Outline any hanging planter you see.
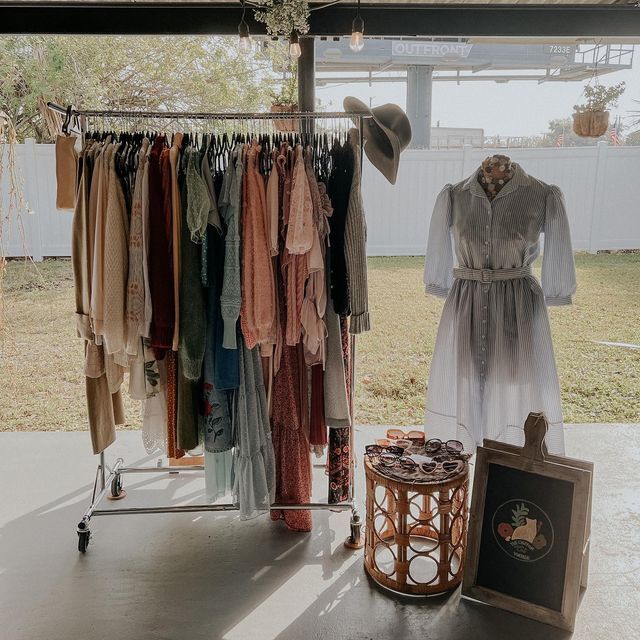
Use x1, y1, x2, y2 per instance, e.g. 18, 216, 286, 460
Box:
572, 82, 625, 138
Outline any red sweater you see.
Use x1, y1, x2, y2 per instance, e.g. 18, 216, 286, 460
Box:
148, 137, 175, 359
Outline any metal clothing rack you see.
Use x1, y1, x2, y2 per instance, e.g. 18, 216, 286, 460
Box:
47, 102, 367, 553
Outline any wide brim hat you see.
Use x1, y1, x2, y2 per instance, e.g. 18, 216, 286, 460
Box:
344, 96, 412, 185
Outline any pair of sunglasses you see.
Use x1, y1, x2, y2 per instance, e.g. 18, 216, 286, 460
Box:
418, 459, 464, 476
424, 438, 464, 456
365, 444, 404, 458
387, 429, 425, 444
365, 445, 417, 469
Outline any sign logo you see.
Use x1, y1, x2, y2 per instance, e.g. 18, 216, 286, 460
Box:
391, 41, 473, 59
492, 500, 554, 563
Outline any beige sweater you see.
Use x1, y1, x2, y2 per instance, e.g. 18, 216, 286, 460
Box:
102, 149, 130, 365
90, 141, 111, 341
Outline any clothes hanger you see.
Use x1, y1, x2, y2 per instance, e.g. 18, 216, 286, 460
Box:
61, 106, 72, 135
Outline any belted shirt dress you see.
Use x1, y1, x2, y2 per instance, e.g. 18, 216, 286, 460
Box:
423, 164, 576, 454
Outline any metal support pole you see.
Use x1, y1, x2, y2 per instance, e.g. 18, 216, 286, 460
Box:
407, 65, 434, 149
99, 451, 106, 491
298, 35, 315, 141
297, 36, 316, 113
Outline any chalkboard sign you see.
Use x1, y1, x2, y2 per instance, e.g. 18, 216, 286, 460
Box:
462, 413, 592, 631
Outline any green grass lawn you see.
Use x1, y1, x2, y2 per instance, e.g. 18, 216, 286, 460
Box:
1, 254, 639, 432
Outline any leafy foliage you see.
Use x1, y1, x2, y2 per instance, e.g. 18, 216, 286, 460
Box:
574, 82, 626, 114
0, 36, 273, 142
253, 0, 310, 36
511, 503, 529, 528
268, 64, 298, 106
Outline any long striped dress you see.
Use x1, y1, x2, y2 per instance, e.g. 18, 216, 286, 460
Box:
423, 163, 576, 454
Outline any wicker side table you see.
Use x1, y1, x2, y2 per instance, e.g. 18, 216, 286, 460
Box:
364, 457, 469, 596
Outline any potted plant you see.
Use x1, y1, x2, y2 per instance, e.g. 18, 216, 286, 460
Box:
572, 82, 625, 138
269, 69, 298, 132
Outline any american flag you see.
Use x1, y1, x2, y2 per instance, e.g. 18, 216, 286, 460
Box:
609, 118, 621, 146
555, 132, 565, 147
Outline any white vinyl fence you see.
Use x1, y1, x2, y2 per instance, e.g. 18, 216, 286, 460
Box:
3, 139, 640, 260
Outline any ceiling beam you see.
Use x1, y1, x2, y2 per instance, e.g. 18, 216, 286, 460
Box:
0, 3, 639, 37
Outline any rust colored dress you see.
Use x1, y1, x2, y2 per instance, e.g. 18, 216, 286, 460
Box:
270, 146, 312, 532
240, 142, 277, 350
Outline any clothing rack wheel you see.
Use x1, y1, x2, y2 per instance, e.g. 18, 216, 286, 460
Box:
344, 510, 364, 549
106, 473, 126, 501
77, 529, 90, 554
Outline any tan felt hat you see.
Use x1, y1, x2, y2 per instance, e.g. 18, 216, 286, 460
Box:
344, 96, 412, 185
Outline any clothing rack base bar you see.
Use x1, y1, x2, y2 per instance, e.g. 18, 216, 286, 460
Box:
93, 503, 354, 517
77, 455, 359, 553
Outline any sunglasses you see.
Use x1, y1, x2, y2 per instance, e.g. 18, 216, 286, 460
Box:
418, 459, 464, 476
424, 438, 464, 456
365, 444, 405, 460
386, 429, 425, 444
367, 448, 464, 478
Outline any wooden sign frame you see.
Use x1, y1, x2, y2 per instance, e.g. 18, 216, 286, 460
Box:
462, 413, 593, 631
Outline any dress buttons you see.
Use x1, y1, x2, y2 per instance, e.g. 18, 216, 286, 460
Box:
484, 240, 489, 245
483, 305, 487, 310
482, 334, 486, 339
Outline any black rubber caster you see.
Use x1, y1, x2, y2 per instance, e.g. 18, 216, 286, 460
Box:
78, 530, 90, 553
110, 474, 124, 498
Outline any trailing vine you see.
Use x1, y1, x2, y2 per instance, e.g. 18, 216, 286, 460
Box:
253, 0, 310, 36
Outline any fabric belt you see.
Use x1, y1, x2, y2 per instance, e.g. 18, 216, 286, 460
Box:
453, 266, 531, 283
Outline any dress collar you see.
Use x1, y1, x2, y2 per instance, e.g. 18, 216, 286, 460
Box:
462, 162, 530, 200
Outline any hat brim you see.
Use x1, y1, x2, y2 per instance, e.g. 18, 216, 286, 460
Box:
343, 96, 371, 116
344, 96, 403, 185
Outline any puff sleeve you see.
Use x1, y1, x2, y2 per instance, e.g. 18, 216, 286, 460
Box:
542, 185, 576, 306
424, 184, 454, 298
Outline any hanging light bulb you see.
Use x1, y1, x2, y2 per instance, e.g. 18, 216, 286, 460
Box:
289, 29, 302, 59
238, 0, 251, 55
350, 0, 365, 52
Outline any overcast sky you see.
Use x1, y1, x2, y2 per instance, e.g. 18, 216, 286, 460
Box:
318, 51, 639, 137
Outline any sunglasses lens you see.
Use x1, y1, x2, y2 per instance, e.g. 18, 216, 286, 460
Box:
425, 439, 441, 453
446, 440, 463, 453
407, 431, 424, 440
421, 462, 436, 473
443, 461, 458, 472
380, 453, 396, 466
399, 457, 417, 469
387, 446, 403, 455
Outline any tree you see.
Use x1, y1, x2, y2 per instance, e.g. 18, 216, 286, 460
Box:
626, 129, 640, 146
536, 117, 625, 148
0, 36, 277, 142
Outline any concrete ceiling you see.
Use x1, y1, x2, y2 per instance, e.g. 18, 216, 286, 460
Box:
1, 1, 639, 36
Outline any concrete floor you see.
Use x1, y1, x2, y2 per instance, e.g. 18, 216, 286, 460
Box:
1, 424, 639, 640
